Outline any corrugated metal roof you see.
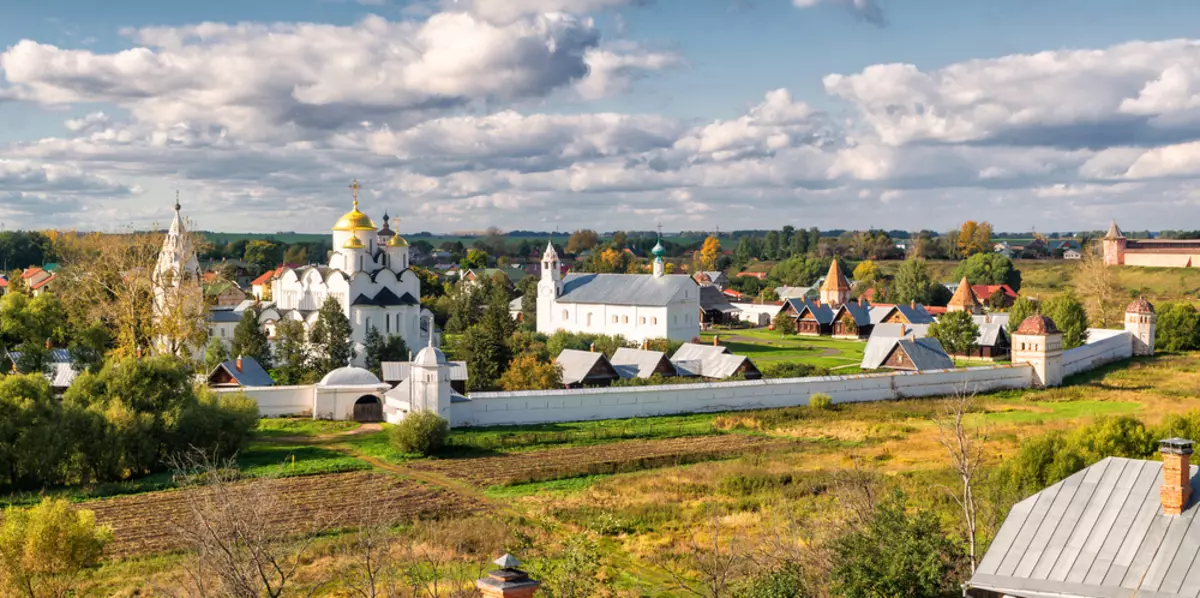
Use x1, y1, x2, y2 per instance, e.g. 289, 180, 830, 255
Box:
861, 324, 934, 370
210, 357, 275, 387
895, 337, 954, 371
786, 298, 834, 324
7, 349, 72, 364
700, 285, 739, 313
669, 343, 756, 379
671, 342, 730, 363
971, 457, 1200, 598
380, 361, 468, 382
610, 347, 671, 379
554, 349, 614, 386
556, 273, 697, 306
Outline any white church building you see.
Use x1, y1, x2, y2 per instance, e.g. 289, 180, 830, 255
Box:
536, 239, 700, 343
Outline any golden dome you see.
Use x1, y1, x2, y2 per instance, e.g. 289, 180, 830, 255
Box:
333, 179, 377, 231
388, 235, 408, 248
343, 236, 365, 249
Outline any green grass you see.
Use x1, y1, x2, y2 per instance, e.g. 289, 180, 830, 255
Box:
446, 412, 722, 452
703, 329, 865, 368
980, 400, 1141, 425
339, 425, 414, 464
255, 418, 361, 439
236, 442, 371, 477
484, 474, 611, 499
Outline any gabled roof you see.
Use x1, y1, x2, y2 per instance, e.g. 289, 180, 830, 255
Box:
381, 361, 469, 383
832, 300, 873, 327
351, 288, 419, 307
784, 298, 834, 324
554, 349, 618, 386
895, 303, 936, 324
610, 347, 672, 379
970, 456, 1200, 598
861, 324, 931, 369
972, 284, 1019, 300
208, 357, 274, 387
892, 337, 954, 371
669, 343, 756, 379
556, 273, 697, 307
671, 342, 730, 363
699, 285, 739, 313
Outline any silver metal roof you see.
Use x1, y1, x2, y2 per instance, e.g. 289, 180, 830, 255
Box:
554, 349, 615, 386
700, 285, 739, 313
381, 361, 469, 382
971, 457, 1200, 598
610, 347, 671, 379
861, 324, 932, 369
671, 342, 730, 363
209, 357, 275, 387
669, 343, 755, 379
556, 273, 697, 306
895, 337, 954, 370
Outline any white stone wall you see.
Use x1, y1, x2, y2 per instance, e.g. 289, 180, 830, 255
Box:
1063, 331, 1134, 378
732, 302, 782, 326
452, 365, 1034, 427
214, 385, 313, 417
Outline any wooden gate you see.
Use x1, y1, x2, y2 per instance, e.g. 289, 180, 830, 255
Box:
353, 396, 383, 422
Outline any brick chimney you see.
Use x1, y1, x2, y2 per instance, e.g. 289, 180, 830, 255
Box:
899, 323, 907, 337
236, 355, 244, 373
589, 342, 595, 352
910, 299, 916, 309
1161, 438, 1194, 516
477, 554, 539, 598
713, 335, 719, 347
44, 337, 51, 349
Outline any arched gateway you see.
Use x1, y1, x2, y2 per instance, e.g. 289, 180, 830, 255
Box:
353, 395, 383, 422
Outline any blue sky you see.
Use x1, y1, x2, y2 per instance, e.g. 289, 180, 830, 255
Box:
4, 0, 1200, 234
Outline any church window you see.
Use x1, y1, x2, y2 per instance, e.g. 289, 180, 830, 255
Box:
562, 309, 568, 320
386, 314, 390, 333
640, 317, 646, 325
587, 313, 593, 326
612, 315, 618, 324
652, 317, 658, 325
622, 316, 628, 324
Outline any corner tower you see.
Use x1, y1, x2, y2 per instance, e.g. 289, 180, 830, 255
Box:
1011, 314, 1064, 388
819, 260, 850, 307
1125, 296, 1156, 356
1102, 220, 1126, 266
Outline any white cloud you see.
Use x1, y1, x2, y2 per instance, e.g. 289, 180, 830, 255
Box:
824, 39, 1200, 147
576, 43, 683, 99
449, 0, 639, 25
793, 0, 885, 26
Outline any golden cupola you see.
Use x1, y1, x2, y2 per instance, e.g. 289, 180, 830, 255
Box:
343, 236, 366, 249
332, 179, 377, 232
387, 217, 408, 247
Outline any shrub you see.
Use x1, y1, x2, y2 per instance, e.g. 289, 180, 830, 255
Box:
0, 498, 111, 597
808, 393, 834, 411
760, 362, 829, 379
389, 411, 449, 456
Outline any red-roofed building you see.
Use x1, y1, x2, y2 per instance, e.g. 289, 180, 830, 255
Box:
22, 267, 56, 296
251, 266, 296, 300
972, 284, 1019, 308
736, 271, 768, 280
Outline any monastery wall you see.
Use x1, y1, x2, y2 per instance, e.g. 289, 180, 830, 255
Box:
1123, 253, 1199, 268
1062, 331, 1133, 378
453, 365, 1033, 427
214, 385, 312, 417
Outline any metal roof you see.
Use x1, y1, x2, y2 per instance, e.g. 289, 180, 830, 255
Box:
669, 343, 756, 379
834, 300, 873, 327
209, 357, 275, 387
7, 349, 72, 364
971, 457, 1200, 598
700, 285, 739, 313
610, 347, 671, 379
892, 337, 954, 371
554, 349, 616, 386
671, 342, 730, 363
785, 298, 834, 324
556, 273, 697, 306
380, 361, 468, 382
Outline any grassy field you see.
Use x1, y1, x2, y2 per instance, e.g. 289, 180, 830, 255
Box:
23, 351, 1200, 596
703, 328, 866, 369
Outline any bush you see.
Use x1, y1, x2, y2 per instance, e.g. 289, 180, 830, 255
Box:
0, 498, 111, 597
808, 393, 834, 411
760, 362, 829, 379
389, 411, 449, 456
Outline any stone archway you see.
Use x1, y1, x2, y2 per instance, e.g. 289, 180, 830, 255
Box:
353, 395, 383, 423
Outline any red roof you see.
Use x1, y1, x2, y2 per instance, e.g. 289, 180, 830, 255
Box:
1127, 296, 1155, 314
925, 306, 948, 315
29, 274, 55, 290
251, 266, 293, 287
737, 271, 768, 280
1016, 315, 1059, 335
21, 267, 44, 279
971, 284, 1018, 299
722, 288, 747, 299
0, 278, 7, 288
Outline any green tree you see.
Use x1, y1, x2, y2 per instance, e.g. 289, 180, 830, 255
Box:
1007, 296, 1040, 334
461, 285, 516, 391
928, 310, 980, 356
362, 326, 410, 379
1042, 294, 1089, 349
308, 297, 355, 373
1156, 303, 1200, 352
231, 305, 272, 369
892, 257, 936, 306
516, 276, 538, 330
0, 292, 66, 350
952, 253, 1021, 291
66, 323, 110, 376
242, 240, 283, 275
271, 319, 312, 385
0, 375, 66, 491
203, 337, 229, 372
566, 229, 601, 254
852, 260, 879, 284
772, 311, 796, 337
0, 498, 111, 598
830, 492, 958, 598
460, 248, 489, 270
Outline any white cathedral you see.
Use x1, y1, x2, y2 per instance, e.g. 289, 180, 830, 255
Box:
170, 181, 431, 366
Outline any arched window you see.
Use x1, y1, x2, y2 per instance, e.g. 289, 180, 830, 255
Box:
563, 309, 569, 320
652, 317, 658, 325
612, 315, 618, 324
622, 316, 628, 324
640, 316, 646, 325
587, 313, 593, 326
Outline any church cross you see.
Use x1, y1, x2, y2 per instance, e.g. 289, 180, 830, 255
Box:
350, 179, 361, 208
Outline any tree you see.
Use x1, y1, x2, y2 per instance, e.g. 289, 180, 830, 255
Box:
0, 375, 66, 491
1007, 296, 1040, 334
1043, 294, 1089, 349
362, 326, 409, 379
956, 221, 993, 257
516, 276, 538, 330
231, 305, 272, 369
829, 492, 958, 598
851, 260, 879, 285
934, 389, 989, 573
0, 498, 111, 598
1074, 242, 1124, 328
928, 310, 980, 356
0, 292, 67, 350
699, 236, 721, 271
953, 253, 1021, 291
499, 354, 563, 390
204, 336, 230, 371
281, 244, 307, 266
1156, 303, 1200, 352
460, 248, 489, 270
389, 411, 449, 456
656, 514, 749, 598
892, 257, 936, 306
461, 284, 515, 391
611, 231, 628, 248
566, 230, 600, 254
772, 311, 795, 337
308, 296, 355, 373
271, 320, 312, 385
242, 240, 283, 275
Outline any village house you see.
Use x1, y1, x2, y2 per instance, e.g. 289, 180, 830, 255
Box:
692, 271, 730, 289
7, 347, 77, 393
670, 342, 761, 380
860, 333, 954, 372
555, 349, 621, 388
699, 285, 740, 326
207, 356, 274, 388
968, 438, 1200, 598
610, 347, 677, 380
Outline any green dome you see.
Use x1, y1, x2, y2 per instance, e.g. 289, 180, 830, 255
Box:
652, 241, 666, 258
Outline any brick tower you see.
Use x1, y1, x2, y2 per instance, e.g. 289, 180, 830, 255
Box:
1125, 296, 1156, 357
1011, 314, 1063, 388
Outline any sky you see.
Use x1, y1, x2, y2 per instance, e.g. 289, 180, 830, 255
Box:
5, 0, 1200, 234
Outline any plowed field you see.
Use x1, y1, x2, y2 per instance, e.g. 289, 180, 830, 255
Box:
407, 434, 797, 486
86, 471, 479, 557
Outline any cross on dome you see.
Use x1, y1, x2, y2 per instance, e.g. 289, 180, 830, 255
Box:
349, 179, 361, 209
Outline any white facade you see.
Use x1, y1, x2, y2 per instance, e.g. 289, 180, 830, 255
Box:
269, 190, 426, 364
535, 241, 699, 343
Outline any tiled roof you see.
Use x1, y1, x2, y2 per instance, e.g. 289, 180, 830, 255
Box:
820, 260, 850, 293
1127, 296, 1155, 315
948, 276, 983, 310
970, 456, 1200, 598
1016, 314, 1059, 335
1104, 220, 1125, 240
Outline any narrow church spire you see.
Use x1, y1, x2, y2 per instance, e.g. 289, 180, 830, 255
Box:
174, 190, 180, 212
